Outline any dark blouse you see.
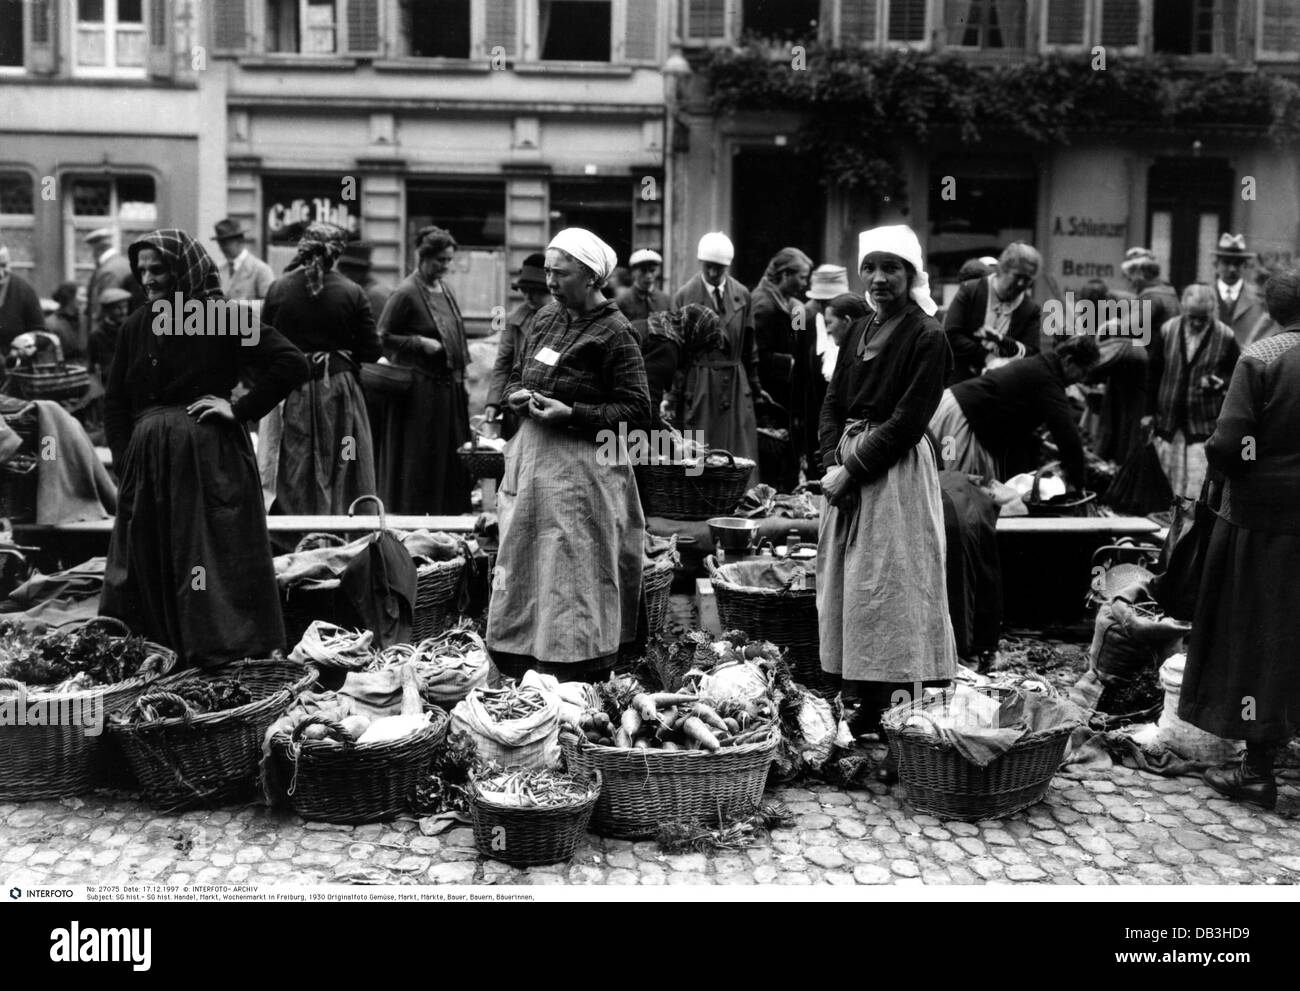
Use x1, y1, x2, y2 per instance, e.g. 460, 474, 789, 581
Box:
104, 300, 309, 465
819, 302, 953, 482
504, 299, 651, 441
262, 270, 381, 364
378, 274, 470, 376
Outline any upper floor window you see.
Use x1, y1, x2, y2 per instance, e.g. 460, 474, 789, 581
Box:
945, 0, 1027, 50
0, 0, 23, 69
404, 0, 472, 58
539, 0, 611, 61
76, 0, 147, 75
741, 0, 820, 42
1153, 0, 1242, 57
887, 0, 930, 43
267, 0, 340, 54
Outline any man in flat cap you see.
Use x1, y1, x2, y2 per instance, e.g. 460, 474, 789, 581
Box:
1212, 233, 1266, 348
84, 227, 143, 348
213, 217, 275, 302
615, 248, 670, 344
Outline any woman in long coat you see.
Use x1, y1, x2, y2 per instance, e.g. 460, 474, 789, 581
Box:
100, 229, 308, 666
376, 226, 472, 514
1177, 271, 1300, 810
819, 226, 958, 781
259, 222, 382, 514
488, 228, 650, 681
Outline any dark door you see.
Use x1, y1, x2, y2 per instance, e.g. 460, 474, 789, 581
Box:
1147, 158, 1233, 290
730, 147, 824, 289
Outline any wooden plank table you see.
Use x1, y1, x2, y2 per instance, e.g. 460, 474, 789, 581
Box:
16, 515, 479, 537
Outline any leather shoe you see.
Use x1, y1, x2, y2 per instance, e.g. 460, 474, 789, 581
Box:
1204, 760, 1277, 811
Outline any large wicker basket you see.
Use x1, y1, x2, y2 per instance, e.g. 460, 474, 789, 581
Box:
561, 729, 778, 839
636, 450, 755, 521
108, 658, 316, 811
881, 686, 1075, 821
269, 705, 449, 824
4, 333, 91, 402
0, 618, 175, 801
705, 552, 826, 695
469, 769, 601, 866
641, 556, 675, 637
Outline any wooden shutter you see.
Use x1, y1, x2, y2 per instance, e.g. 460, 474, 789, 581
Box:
484, 0, 517, 56
25, 0, 57, 74
1099, 0, 1140, 48
1260, 0, 1300, 59
625, 0, 659, 61
1045, 0, 1086, 46
685, 0, 728, 41
887, 0, 928, 42
839, 0, 878, 45
147, 0, 174, 78
211, 0, 249, 51
346, 0, 381, 53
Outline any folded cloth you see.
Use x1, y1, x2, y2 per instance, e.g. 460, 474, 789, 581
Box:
275, 530, 465, 589
34, 400, 117, 524
0, 557, 107, 629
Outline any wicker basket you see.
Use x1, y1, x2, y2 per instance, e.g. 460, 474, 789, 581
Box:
108, 658, 316, 810
469, 769, 601, 866
561, 729, 779, 839
270, 705, 449, 824
642, 556, 675, 636
412, 555, 466, 642
881, 686, 1074, 821
705, 552, 827, 696
4, 332, 91, 402
0, 618, 176, 801
636, 449, 755, 521
457, 447, 505, 482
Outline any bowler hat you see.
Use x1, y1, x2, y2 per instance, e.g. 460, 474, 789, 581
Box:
512, 252, 547, 291
212, 218, 250, 242
1212, 233, 1255, 260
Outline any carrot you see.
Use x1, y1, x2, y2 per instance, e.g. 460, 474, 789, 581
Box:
690, 702, 729, 734
680, 716, 720, 752
614, 727, 634, 748
620, 709, 642, 737
648, 692, 698, 707
631, 694, 659, 722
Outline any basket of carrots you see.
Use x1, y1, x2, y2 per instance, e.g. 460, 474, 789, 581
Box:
559, 674, 780, 839
468, 765, 601, 866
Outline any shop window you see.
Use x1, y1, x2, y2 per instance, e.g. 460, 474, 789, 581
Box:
944, 0, 1026, 49
549, 180, 633, 271
927, 160, 1037, 294
407, 180, 507, 324
65, 174, 158, 281
75, 0, 147, 74
404, 0, 471, 57
0, 173, 35, 280
1153, 0, 1241, 57
0, 0, 22, 68
539, 0, 611, 61
740, 0, 819, 42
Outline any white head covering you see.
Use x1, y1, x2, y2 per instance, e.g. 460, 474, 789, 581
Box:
628, 248, 663, 269
857, 225, 937, 317
697, 232, 735, 266
548, 228, 618, 284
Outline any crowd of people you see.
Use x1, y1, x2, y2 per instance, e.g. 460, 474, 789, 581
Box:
0, 210, 1295, 812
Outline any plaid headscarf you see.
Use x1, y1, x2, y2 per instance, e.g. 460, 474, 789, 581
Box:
287, 222, 348, 297
647, 303, 725, 357
128, 228, 223, 302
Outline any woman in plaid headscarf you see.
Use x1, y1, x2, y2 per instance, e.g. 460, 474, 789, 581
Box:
100, 229, 309, 667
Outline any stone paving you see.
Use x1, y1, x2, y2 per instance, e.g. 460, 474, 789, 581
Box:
4, 759, 1298, 888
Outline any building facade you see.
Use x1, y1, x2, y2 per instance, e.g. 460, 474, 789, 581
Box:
671, 0, 1300, 302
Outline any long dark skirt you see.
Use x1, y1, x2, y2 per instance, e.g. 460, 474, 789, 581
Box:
1096, 350, 1148, 462
100, 407, 285, 668
1179, 516, 1300, 743
376, 372, 471, 515
273, 371, 376, 515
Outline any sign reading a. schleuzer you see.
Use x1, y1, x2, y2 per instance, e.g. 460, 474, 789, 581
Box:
1052, 214, 1128, 280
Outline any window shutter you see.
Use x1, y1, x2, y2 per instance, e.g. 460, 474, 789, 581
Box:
887, 0, 928, 42
1045, 0, 1086, 46
347, 0, 381, 54
1099, 0, 1140, 48
484, 0, 518, 56
625, 1, 659, 61
25, 0, 57, 74
1219, 0, 1240, 58
686, 0, 728, 41
839, 0, 878, 45
211, 0, 249, 52
147, 0, 174, 78
1260, 0, 1300, 58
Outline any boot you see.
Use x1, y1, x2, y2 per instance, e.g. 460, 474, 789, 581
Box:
1204, 744, 1278, 811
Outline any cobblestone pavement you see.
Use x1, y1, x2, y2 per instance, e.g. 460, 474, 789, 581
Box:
4, 759, 1298, 888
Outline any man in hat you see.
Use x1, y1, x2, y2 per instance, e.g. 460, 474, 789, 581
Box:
0, 244, 46, 351
796, 264, 852, 478
1212, 233, 1266, 348
87, 287, 133, 381
213, 217, 274, 302
44, 281, 85, 360
83, 228, 142, 346
337, 241, 392, 317
1121, 247, 1181, 333
485, 252, 550, 439
615, 249, 670, 344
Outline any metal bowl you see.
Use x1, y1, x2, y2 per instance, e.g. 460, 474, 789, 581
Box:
707, 516, 760, 552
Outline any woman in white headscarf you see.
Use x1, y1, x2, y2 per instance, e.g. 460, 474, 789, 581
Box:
488, 228, 652, 680
817, 225, 958, 781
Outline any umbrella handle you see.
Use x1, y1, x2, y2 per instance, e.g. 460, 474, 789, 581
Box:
347, 494, 387, 531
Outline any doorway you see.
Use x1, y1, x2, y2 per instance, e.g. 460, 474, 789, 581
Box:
730, 147, 824, 289
1146, 158, 1233, 289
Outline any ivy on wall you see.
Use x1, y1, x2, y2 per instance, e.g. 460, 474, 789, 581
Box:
703, 45, 1300, 207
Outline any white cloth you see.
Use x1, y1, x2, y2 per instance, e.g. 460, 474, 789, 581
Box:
814, 311, 838, 382
856, 225, 938, 316
697, 231, 735, 265
981, 273, 1026, 343
548, 227, 617, 283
